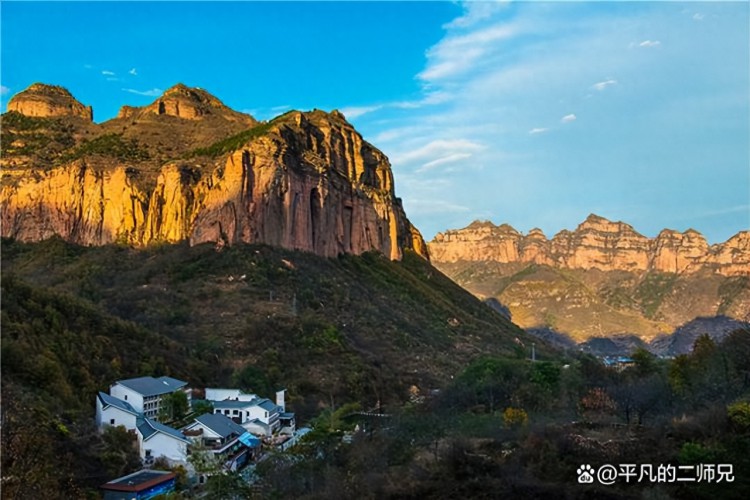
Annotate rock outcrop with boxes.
[117,83,255,124]
[1,92,427,260]
[7,83,93,121]
[430,214,748,276]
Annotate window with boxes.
[110,419,115,425]
[233,410,239,415]
[124,395,128,400]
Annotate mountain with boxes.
[1,83,426,260]
[428,216,749,343]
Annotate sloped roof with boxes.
[138,417,188,443]
[212,399,255,409]
[193,413,246,439]
[115,376,187,397]
[256,398,279,412]
[98,392,139,416]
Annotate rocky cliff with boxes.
[7,83,93,121]
[429,216,749,342]
[1,84,427,260]
[430,214,748,276]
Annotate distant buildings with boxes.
[109,376,191,419]
[96,376,293,472]
[207,388,295,436]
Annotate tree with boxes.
[192,399,214,417]
[159,391,189,422]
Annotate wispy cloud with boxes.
[0,85,9,96]
[122,87,162,97]
[129,68,137,76]
[102,70,116,76]
[391,139,485,168]
[339,105,382,119]
[444,1,510,29]
[403,199,471,216]
[639,40,661,48]
[561,114,577,123]
[693,13,705,21]
[271,104,291,112]
[529,127,549,135]
[592,78,617,91]
[418,153,473,173]
[419,22,518,82]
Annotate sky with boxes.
[1,1,748,244]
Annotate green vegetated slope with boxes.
[1,276,207,498]
[1,237,552,496]
[438,260,750,343]
[1,238,548,411]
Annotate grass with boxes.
[59,133,150,163]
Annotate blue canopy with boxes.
[238,432,261,448]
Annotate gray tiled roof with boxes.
[256,398,279,412]
[212,400,255,409]
[138,417,188,443]
[193,413,246,439]
[98,392,139,415]
[116,376,187,397]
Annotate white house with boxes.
[205,388,256,402]
[110,376,190,420]
[183,413,261,471]
[96,392,140,431]
[208,389,294,436]
[137,417,190,465]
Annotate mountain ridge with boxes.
[1,83,427,260]
[428,216,749,342]
[430,214,749,277]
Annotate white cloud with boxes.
[102,70,116,76]
[339,105,382,119]
[693,13,705,21]
[639,40,661,48]
[444,1,510,29]
[271,104,291,112]
[403,199,471,216]
[0,85,9,96]
[122,88,162,97]
[391,139,485,167]
[419,22,519,82]
[529,127,549,135]
[561,114,577,123]
[592,78,617,91]
[418,153,473,172]
[129,68,137,76]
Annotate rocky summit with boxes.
[7,83,94,121]
[430,214,749,277]
[429,216,749,344]
[0,84,427,260]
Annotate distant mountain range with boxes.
[429,216,749,353]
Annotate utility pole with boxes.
[531,342,536,362]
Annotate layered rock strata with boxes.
[430,215,748,276]
[7,83,93,121]
[1,85,427,260]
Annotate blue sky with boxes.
[2,1,748,244]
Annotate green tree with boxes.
[191,399,214,417]
[159,391,189,422]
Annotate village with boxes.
[96,375,310,498]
